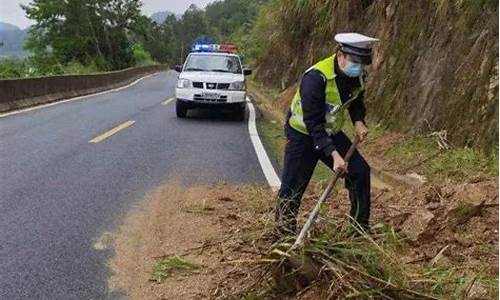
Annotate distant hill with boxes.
[150,11,176,24]
[0,22,21,32]
[0,22,29,58]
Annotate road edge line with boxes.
[247,98,281,191]
[0,72,161,119]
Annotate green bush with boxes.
[27,53,65,76]
[0,56,29,79]
[132,43,156,66]
[62,60,101,75]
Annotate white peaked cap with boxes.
[334,33,379,49]
[334,32,379,64]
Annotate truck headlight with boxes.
[177,79,191,88]
[229,81,246,91]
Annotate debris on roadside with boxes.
[108,169,498,299]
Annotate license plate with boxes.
[202,92,220,100]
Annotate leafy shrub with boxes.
[132,43,156,66]
[0,56,29,79]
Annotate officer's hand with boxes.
[354,121,368,143]
[332,151,348,174]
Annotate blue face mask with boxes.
[343,61,363,78]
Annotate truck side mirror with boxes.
[174,65,183,73]
[243,68,252,76]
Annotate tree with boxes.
[176,5,215,62]
[131,15,175,64]
[22,0,142,71]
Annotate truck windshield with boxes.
[184,54,242,74]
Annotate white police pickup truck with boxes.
[174,44,251,121]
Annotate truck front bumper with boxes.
[175,88,247,104]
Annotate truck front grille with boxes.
[191,82,231,90]
[217,83,230,90]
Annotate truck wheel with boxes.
[176,100,188,118]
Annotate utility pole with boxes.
[180,40,184,64]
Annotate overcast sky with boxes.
[0,0,215,29]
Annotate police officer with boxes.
[276,32,379,237]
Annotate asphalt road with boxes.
[0,71,267,299]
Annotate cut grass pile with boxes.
[223,186,498,299]
[265,218,495,299]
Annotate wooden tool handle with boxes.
[289,135,360,251]
[334,135,360,176]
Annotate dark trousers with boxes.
[276,124,371,235]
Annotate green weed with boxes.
[385,135,498,181]
[420,267,475,297]
[151,255,200,283]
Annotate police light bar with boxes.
[219,44,239,54]
[191,44,219,52]
[191,43,239,54]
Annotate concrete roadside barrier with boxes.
[0,65,168,113]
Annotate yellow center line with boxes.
[161,97,175,105]
[89,120,135,143]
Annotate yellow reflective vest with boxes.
[289,54,364,135]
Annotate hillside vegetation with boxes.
[0,0,267,78]
[252,0,498,151]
